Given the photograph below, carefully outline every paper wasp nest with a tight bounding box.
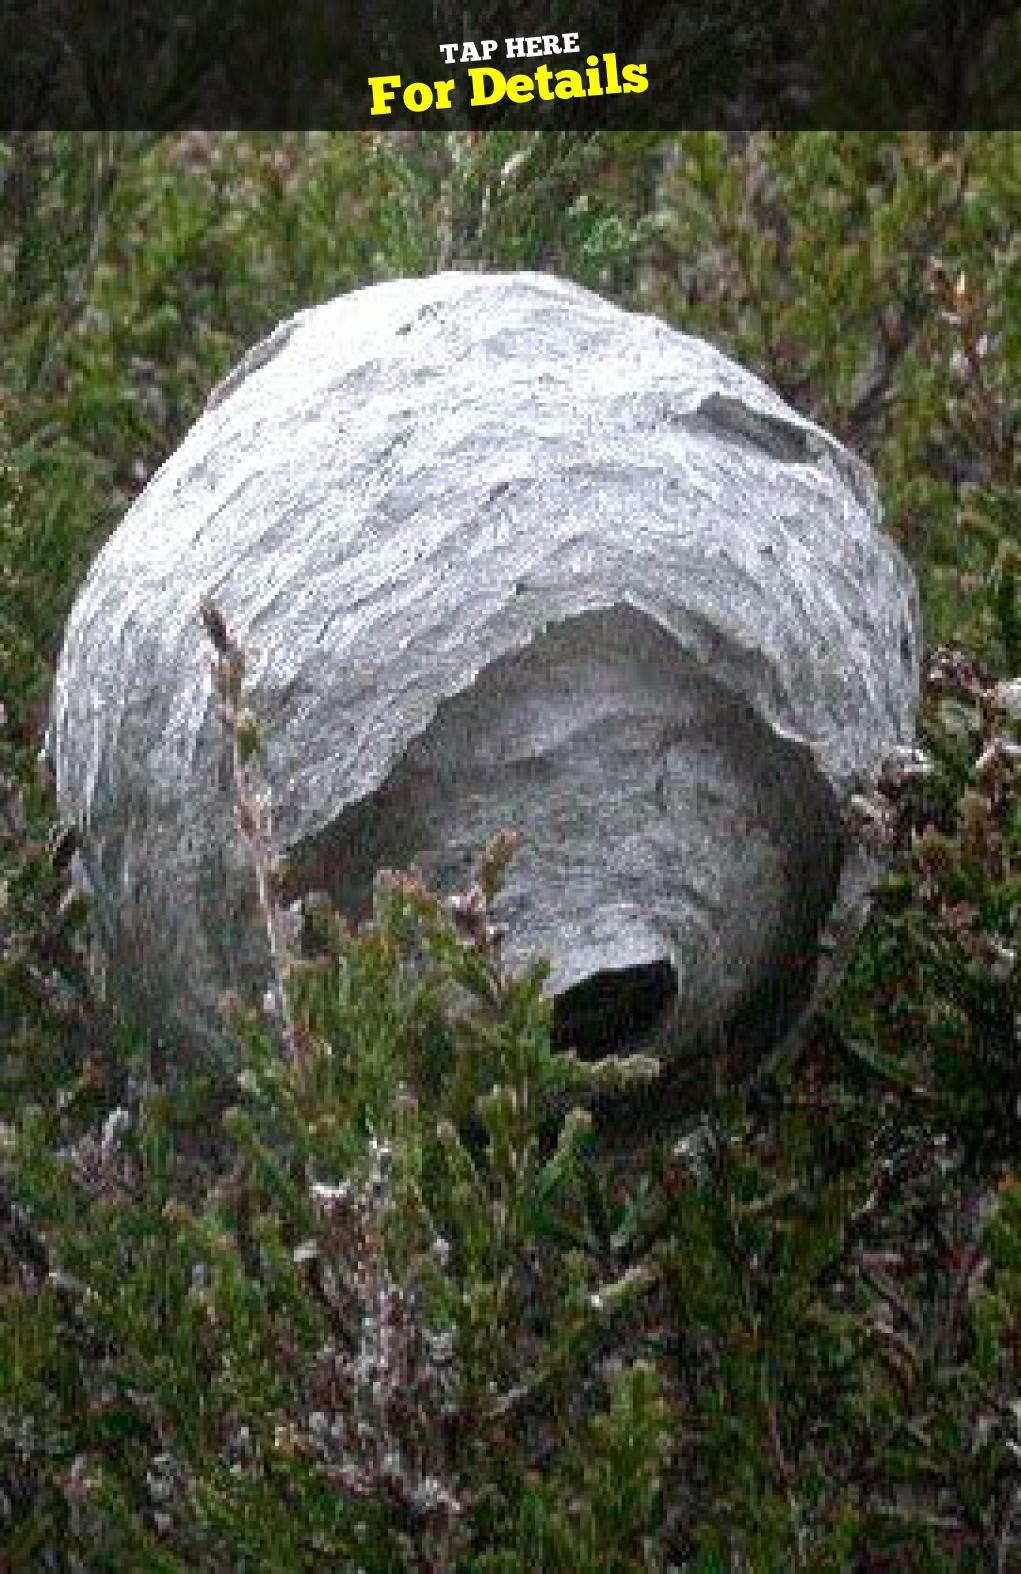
[50,271,921,1069]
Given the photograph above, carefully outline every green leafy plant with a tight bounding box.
[5,131,1021,1568]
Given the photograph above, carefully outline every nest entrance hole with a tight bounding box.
[552,958,678,1059]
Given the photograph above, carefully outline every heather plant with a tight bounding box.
[4,130,1021,1568]
[3,618,670,1564]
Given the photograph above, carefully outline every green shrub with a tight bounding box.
[4,131,1021,1568]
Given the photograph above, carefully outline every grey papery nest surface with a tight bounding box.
[50,270,921,1071]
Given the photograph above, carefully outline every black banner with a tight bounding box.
[3,0,1020,129]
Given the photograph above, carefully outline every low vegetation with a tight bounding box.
[3,131,1021,1569]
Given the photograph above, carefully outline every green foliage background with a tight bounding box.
[3,131,1021,1569]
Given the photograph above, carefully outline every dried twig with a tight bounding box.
[200,597,304,1068]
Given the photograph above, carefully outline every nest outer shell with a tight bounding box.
[49,270,922,1064]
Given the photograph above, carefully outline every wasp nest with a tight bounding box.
[50,271,921,1071]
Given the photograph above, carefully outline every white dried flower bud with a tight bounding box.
[500,148,531,184]
[100,1106,131,1161]
[988,678,1021,721]
[975,737,1021,782]
[878,745,934,794]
